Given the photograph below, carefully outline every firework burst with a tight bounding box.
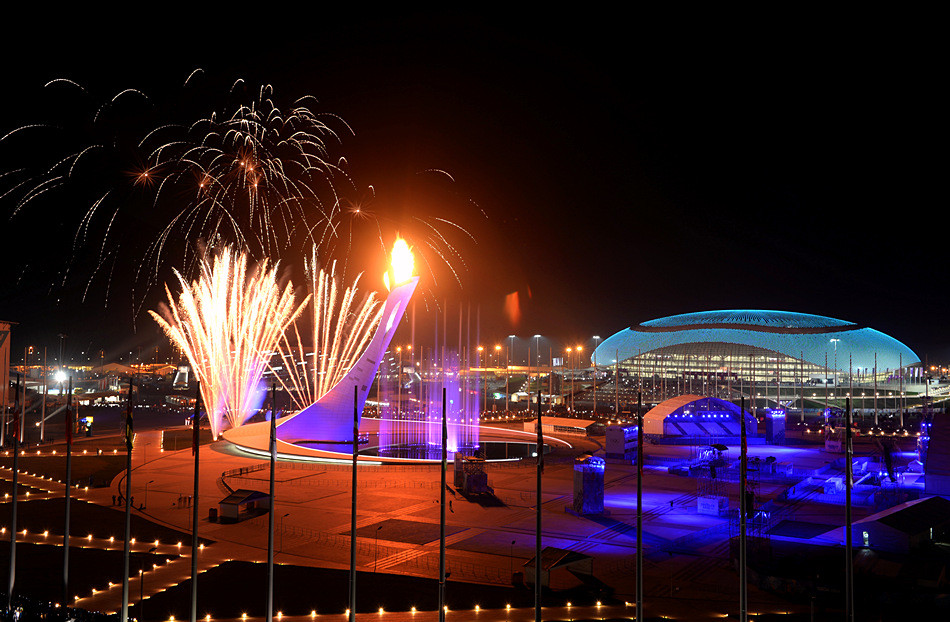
[149,246,308,438]
[0,76,353,314]
[140,82,355,294]
[1,74,482,320]
[274,247,383,411]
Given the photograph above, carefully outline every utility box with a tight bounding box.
[824,477,845,494]
[605,424,638,462]
[765,408,786,445]
[697,495,729,516]
[571,455,606,515]
[454,454,493,496]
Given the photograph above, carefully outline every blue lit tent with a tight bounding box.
[643,395,755,437]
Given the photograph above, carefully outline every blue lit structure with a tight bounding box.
[593,310,919,379]
[605,424,638,460]
[643,395,755,437]
[764,407,786,444]
[571,455,606,514]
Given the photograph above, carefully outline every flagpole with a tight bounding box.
[439,386,447,622]
[266,380,277,622]
[845,395,854,622]
[190,380,201,622]
[349,384,358,622]
[121,376,134,622]
[63,375,73,610]
[874,353,878,427]
[636,389,643,622]
[535,384,543,622]
[739,394,748,622]
[19,349,25,444]
[41,347,47,442]
[615,351,620,415]
[6,373,20,611]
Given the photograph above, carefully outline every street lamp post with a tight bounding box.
[475,346,488,412]
[41,347,47,442]
[397,347,402,426]
[507,336,515,416]
[566,348,573,415]
[575,346,583,414]
[592,336,601,417]
[494,345,502,412]
[830,339,841,395]
[534,335,541,414]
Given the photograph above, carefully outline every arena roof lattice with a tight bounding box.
[594,310,919,373]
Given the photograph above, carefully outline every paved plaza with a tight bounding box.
[15,421,855,619]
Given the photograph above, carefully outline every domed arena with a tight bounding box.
[592,310,921,409]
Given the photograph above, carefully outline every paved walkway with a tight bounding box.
[4,425,815,619]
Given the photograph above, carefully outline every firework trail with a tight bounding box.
[274,247,383,411]
[320,174,479,313]
[149,246,308,438]
[140,83,355,297]
[1,75,483,318]
[0,77,353,312]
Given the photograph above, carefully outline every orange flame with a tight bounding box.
[384,238,414,290]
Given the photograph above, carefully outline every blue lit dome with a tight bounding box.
[593,310,918,374]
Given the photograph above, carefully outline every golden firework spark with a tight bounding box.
[274,247,382,410]
[149,246,308,438]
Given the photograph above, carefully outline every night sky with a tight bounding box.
[1,9,945,364]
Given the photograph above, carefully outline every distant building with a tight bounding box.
[851,496,950,554]
[592,310,921,405]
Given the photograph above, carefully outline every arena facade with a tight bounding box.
[592,310,920,393]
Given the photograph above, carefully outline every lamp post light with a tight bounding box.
[533,335,541,414]
[494,345,502,412]
[566,348,573,415]
[396,347,402,424]
[592,336,601,418]
[477,346,485,414]
[830,338,841,392]
[575,346,583,415]
[507,336,515,417]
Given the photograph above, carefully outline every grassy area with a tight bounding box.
[161,428,214,452]
[0,453,126,488]
[0,542,173,607]
[0,498,213,545]
[0,480,46,497]
[143,560,547,619]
